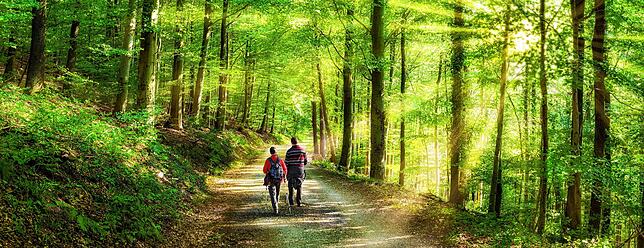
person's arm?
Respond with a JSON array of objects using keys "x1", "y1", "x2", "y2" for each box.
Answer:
[{"x1": 263, "y1": 159, "x2": 270, "y2": 174}]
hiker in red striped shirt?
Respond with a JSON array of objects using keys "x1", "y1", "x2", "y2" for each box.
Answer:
[{"x1": 284, "y1": 137, "x2": 308, "y2": 207}]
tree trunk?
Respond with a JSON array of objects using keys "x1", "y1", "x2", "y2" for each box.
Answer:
[
  {"x1": 338, "y1": 8, "x2": 354, "y2": 173},
  {"x1": 592, "y1": 0, "x2": 610, "y2": 235},
  {"x1": 399, "y1": 18, "x2": 407, "y2": 186},
  {"x1": 259, "y1": 81, "x2": 271, "y2": 133},
  {"x1": 3, "y1": 35, "x2": 17, "y2": 82},
  {"x1": 535, "y1": 0, "x2": 549, "y2": 234},
  {"x1": 312, "y1": 101, "x2": 320, "y2": 155},
  {"x1": 435, "y1": 58, "x2": 443, "y2": 195},
  {"x1": 566, "y1": 0, "x2": 585, "y2": 232},
  {"x1": 65, "y1": 19, "x2": 80, "y2": 74},
  {"x1": 369, "y1": 0, "x2": 386, "y2": 180},
  {"x1": 25, "y1": 0, "x2": 47, "y2": 93},
  {"x1": 113, "y1": 0, "x2": 137, "y2": 113},
  {"x1": 448, "y1": 0, "x2": 466, "y2": 206},
  {"x1": 318, "y1": 63, "x2": 336, "y2": 162},
  {"x1": 270, "y1": 104, "x2": 276, "y2": 133},
  {"x1": 488, "y1": 7, "x2": 510, "y2": 217},
  {"x1": 170, "y1": 0, "x2": 185, "y2": 129},
  {"x1": 639, "y1": 164, "x2": 644, "y2": 248},
  {"x1": 319, "y1": 98, "x2": 327, "y2": 158},
  {"x1": 191, "y1": 0, "x2": 214, "y2": 117},
  {"x1": 242, "y1": 41, "x2": 252, "y2": 126},
  {"x1": 214, "y1": 0, "x2": 230, "y2": 130},
  {"x1": 136, "y1": 0, "x2": 159, "y2": 114}
]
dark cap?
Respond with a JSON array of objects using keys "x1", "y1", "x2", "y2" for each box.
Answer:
[{"x1": 269, "y1": 147, "x2": 276, "y2": 154}]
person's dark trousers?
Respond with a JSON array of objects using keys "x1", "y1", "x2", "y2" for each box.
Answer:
[
  {"x1": 268, "y1": 182, "x2": 281, "y2": 213},
  {"x1": 287, "y1": 177, "x2": 303, "y2": 206}
]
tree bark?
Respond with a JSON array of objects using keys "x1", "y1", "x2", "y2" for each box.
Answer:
[
  {"x1": 399, "y1": 16, "x2": 407, "y2": 186},
  {"x1": 25, "y1": 0, "x2": 48, "y2": 93},
  {"x1": 488, "y1": 7, "x2": 510, "y2": 217},
  {"x1": 592, "y1": 0, "x2": 610, "y2": 235},
  {"x1": 319, "y1": 97, "x2": 327, "y2": 158},
  {"x1": 566, "y1": 0, "x2": 585, "y2": 232},
  {"x1": 338, "y1": 8, "x2": 354, "y2": 173},
  {"x1": 318, "y1": 63, "x2": 336, "y2": 162},
  {"x1": 65, "y1": 20, "x2": 79, "y2": 73},
  {"x1": 535, "y1": 0, "x2": 549, "y2": 234},
  {"x1": 136, "y1": 0, "x2": 159, "y2": 113},
  {"x1": 434, "y1": 58, "x2": 443, "y2": 195},
  {"x1": 113, "y1": 0, "x2": 137, "y2": 113},
  {"x1": 242, "y1": 41, "x2": 252, "y2": 126},
  {"x1": 312, "y1": 101, "x2": 320, "y2": 155},
  {"x1": 449, "y1": 0, "x2": 466, "y2": 206},
  {"x1": 191, "y1": 0, "x2": 215, "y2": 117},
  {"x1": 214, "y1": 0, "x2": 230, "y2": 130},
  {"x1": 270, "y1": 104, "x2": 276, "y2": 133},
  {"x1": 369, "y1": 0, "x2": 386, "y2": 180},
  {"x1": 259, "y1": 81, "x2": 271, "y2": 133},
  {"x1": 170, "y1": 0, "x2": 185, "y2": 129}
]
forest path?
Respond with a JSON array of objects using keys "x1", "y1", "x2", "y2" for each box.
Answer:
[{"x1": 162, "y1": 144, "x2": 439, "y2": 247}]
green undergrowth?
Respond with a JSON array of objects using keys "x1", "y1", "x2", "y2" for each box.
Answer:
[{"x1": 0, "y1": 86, "x2": 267, "y2": 246}]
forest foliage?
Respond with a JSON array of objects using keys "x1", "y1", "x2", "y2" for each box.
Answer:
[{"x1": 0, "y1": 0, "x2": 643, "y2": 246}]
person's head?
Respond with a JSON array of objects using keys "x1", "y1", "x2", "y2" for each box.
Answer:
[
  {"x1": 291, "y1": 137, "x2": 298, "y2": 145},
  {"x1": 269, "y1": 147, "x2": 276, "y2": 155}
]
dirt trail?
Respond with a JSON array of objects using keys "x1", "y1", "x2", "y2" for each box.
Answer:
[{"x1": 162, "y1": 145, "x2": 440, "y2": 247}]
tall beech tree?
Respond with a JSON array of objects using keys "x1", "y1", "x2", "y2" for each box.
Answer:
[
  {"x1": 338, "y1": 7, "x2": 354, "y2": 173},
  {"x1": 113, "y1": 0, "x2": 137, "y2": 113},
  {"x1": 136, "y1": 0, "x2": 160, "y2": 112},
  {"x1": 448, "y1": 0, "x2": 466, "y2": 206},
  {"x1": 488, "y1": 5, "x2": 510, "y2": 217},
  {"x1": 591, "y1": 0, "x2": 610, "y2": 235},
  {"x1": 214, "y1": 0, "x2": 230, "y2": 130},
  {"x1": 535, "y1": 0, "x2": 549, "y2": 234},
  {"x1": 369, "y1": 0, "x2": 386, "y2": 180},
  {"x1": 25, "y1": 0, "x2": 47, "y2": 93},
  {"x1": 566, "y1": 0, "x2": 584, "y2": 231},
  {"x1": 192, "y1": 0, "x2": 215, "y2": 117},
  {"x1": 169, "y1": 0, "x2": 186, "y2": 129},
  {"x1": 398, "y1": 12, "x2": 407, "y2": 186}
]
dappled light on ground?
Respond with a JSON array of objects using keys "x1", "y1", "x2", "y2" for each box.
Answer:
[{"x1": 163, "y1": 145, "x2": 438, "y2": 247}]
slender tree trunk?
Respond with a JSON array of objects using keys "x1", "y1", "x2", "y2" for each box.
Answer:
[
  {"x1": 25, "y1": 0, "x2": 47, "y2": 93},
  {"x1": 65, "y1": 20, "x2": 79, "y2": 72},
  {"x1": 449, "y1": 0, "x2": 466, "y2": 206},
  {"x1": 566, "y1": 0, "x2": 585, "y2": 232},
  {"x1": 191, "y1": 0, "x2": 214, "y2": 117},
  {"x1": 434, "y1": 58, "x2": 443, "y2": 195},
  {"x1": 369, "y1": 0, "x2": 386, "y2": 180},
  {"x1": 399, "y1": 17, "x2": 407, "y2": 186},
  {"x1": 320, "y1": 99, "x2": 327, "y2": 158},
  {"x1": 312, "y1": 101, "x2": 320, "y2": 155},
  {"x1": 536, "y1": 0, "x2": 549, "y2": 234},
  {"x1": 338, "y1": 8, "x2": 354, "y2": 173},
  {"x1": 136, "y1": 0, "x2": 159, "y2": 114},
  {"x1": 259, "y1": 81, "x2": 271, "y2": 133},
  {"x1": 592, "y1": 0, "x2": 610, "y2": 235},
  {"x1": 242, "y1": 41, "x2": 251, "y2": 126},
  {"x1": 3, "y1": 35, "x2": 17, "y2": 82},
  {"x1": 488, "y1": 7, "x2": 510, "y2": 217},
  {"x1": 214, "y1": 0, "x2": 230, "y2": 130},
  {"x1": 270, "y1": 104, "x2": 276, "y2": 133},
  {"x1": 113, "y1": 0, "x2": 137, "y2": 113},
  {"x1": 170, "y1": 0, "x2": 185, "y2": 129},
  {"x1": 317, "y1": 63, "x2": 337, "y2": 162}
]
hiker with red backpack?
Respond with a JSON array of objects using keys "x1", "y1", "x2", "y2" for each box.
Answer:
[{"x1": 263, "y1": 147, "x2": 287, "y2": 214}]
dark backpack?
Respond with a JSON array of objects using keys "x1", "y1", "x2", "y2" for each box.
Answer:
[{"x1": 267, "y1": 158, "x2": 284, "y2": 182}]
